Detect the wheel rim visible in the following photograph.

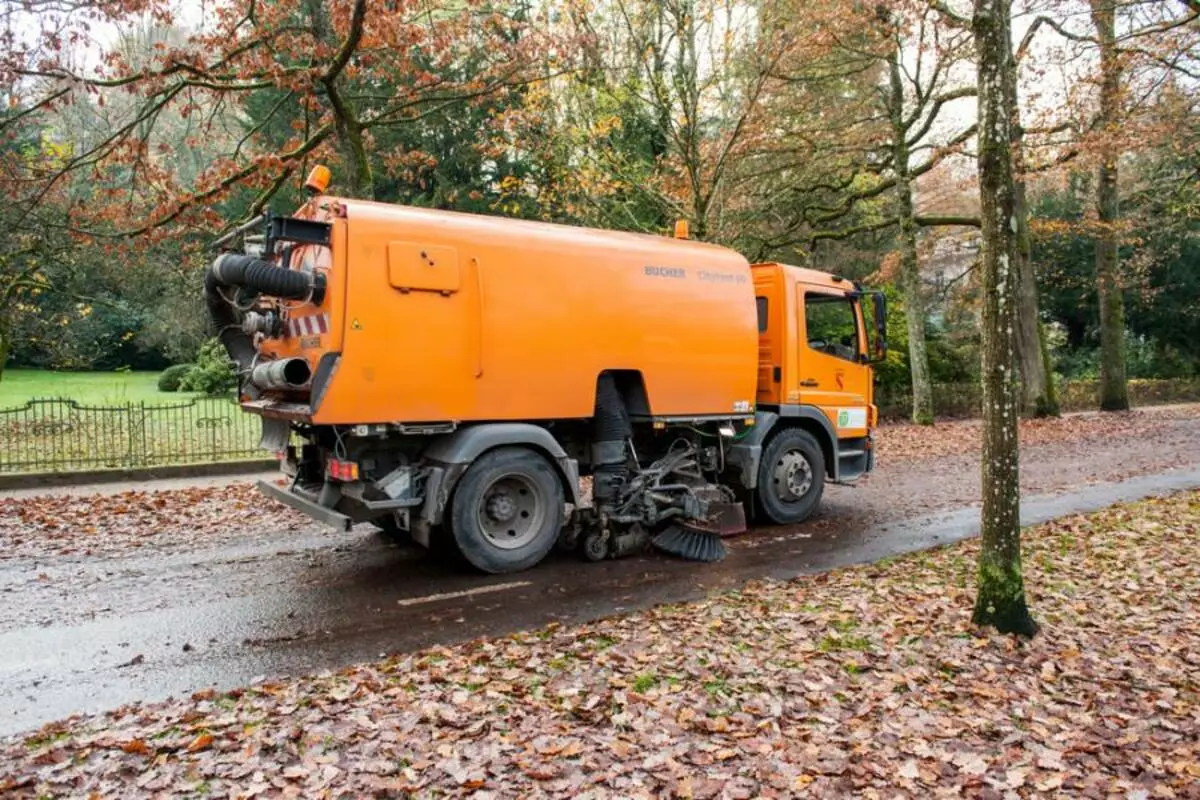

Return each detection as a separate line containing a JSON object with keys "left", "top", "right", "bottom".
{"left": 476, "top": 472, "right": 546, "bottom": 550}
{"left": 772, "top": 450, "right": 813, "bottom": 502}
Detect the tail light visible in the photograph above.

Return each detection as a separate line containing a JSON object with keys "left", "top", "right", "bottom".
{"left": 326, "top": 459, "right": 360, "bottom": 482}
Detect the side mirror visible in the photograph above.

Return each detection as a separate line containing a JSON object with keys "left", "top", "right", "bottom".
{"left": 866, "top": 290, "right": 887, "bottom": 363}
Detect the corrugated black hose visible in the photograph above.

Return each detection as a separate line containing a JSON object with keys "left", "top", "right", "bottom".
{"left": 204, "top": 253, "right": 324, "bottom": 389}
{"left": 591, "top": 373, "right": 632, "bottom": 508}
{"left": 210, "top": 253, "right": 316, "bottom": 300}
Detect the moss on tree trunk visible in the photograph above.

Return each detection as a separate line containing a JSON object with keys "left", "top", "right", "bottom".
{"left": 971, "top": 0, "right": 1038, "bottom": 638}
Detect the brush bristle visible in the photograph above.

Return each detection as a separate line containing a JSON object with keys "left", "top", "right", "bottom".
{"left": 651, "top": 525, "right": 728, "bottom": 562}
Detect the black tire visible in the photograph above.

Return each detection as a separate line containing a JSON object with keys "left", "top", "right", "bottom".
{"left": 448, "top": 447, "right": 565, "bottom": 574}
{"left": 755, "top": 427, "right": 825, "bottom": 525}
{"left": 581, "top": 529, "right": 608, "bottom": 562}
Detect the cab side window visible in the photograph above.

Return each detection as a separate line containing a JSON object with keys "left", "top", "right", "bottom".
{"left": 805, "top": 293, "right": 859, "bottom": 362}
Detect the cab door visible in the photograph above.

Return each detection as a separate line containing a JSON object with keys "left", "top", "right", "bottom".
{"left": 795, "top": 285, "right": 871, "bottom": 437}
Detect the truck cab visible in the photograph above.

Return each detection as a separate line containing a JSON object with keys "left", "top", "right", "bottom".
{"left": 723, "top": 263, "right": 884, "bottom": 524}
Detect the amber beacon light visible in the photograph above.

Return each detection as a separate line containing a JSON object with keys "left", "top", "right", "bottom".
{"left": 305, "top": 164, "right": 332, "bottom": 194}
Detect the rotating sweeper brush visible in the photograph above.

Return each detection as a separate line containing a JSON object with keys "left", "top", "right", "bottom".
{"left": 650, "top": 500, "right": 746, "bottom": 563}
{"left": 652, "top": 523, "right": 728, "bottom": 562}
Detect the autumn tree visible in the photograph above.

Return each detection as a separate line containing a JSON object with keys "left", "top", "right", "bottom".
{"left": 1032, "top": 101, "right": 1200, "bottom": 380}
{"left": 499, "top": 0, "right": 886, "bottom": 244}
{"left": 1007, "top": 14, "right": 1063, "bottom": 418}
{"left": 878, "top": 4, "right": 976, "bottom": 424}
{"left": 969, "top": 0, "right": 1037, "bottom": 636}
{"left": 1088, "top": 0, "right": 1128, "bottom": 409}
{"left": 0, "top": 111, "right": 70, "bottom": 380}
{"left": 0, "top": 0, "right": 554, "bottom": 377}
{"left": 1018, "top": 0, "right": 1200, "bottom": 411}
{"left": 764, "top": 2, "right": 977, "bottom": 424}
{"left": 0, "top": 0, "right": 553, "bottom": 236}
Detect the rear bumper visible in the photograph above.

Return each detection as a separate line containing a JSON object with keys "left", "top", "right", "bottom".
{"left": 256, "top": 479, "right": 352, "bottom": 532}
{"left": 241, "top": 400, "right": 313, "bottom": 421}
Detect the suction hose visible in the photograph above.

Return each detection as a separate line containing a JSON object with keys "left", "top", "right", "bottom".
{"left": 204, "top": 253, "right": 325, "bottom": 390}
{"left": 250, "top": 358, "right": 312, "bottom": 391}
{"left": 210, "top": 253, "right": 318, "bottom": 301}
{"left": 591, "top": 374, "right": 632, "bottom": 509}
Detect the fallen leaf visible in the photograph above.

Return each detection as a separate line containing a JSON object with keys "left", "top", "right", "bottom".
{"left": 120, "top": 739, "right": 150, "bottom": 755}
{"left": 185, "top": 733, "right": 213, "bottom": 753}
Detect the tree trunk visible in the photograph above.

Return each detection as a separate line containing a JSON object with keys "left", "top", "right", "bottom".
{"left": 1006, "top": 28, "right": 1057, "bottom": 418}
{"left": 889, "top": 51, "right": 935, "bottom": 425}
{"left": 971, "top": 0, "right": 1037, "bottom": 637}
{"left": 1012, "top": 161, "right": 1059, "bottom": 417}
{"left": 306, "top": 0, "right": 374, "bottom": 201}
{"left": 1091, "top": 0, "right": 1129, "bottom": 411}
{"left": 333, "top": 117, "right": 375, "bottom": 200}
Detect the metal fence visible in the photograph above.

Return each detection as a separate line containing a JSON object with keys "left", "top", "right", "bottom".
{"left": 0, "top": 397, "right": 264, "bottom": 474}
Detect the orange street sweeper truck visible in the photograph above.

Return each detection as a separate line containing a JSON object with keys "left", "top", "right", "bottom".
{"left": 207, "top": 167, "right": 886, "bottom": 573}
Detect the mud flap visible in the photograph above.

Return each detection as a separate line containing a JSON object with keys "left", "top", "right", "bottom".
{"left": 258, "top": 417, "right": 290, "bottom": 453}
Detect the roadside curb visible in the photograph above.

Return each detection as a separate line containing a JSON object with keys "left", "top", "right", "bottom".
{"left": 0, "top": 459, "right": 278, "bottom": 492}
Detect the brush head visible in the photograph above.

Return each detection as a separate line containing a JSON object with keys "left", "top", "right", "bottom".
{"left": 651, "top": 524, "right": 729, "bottom": 562}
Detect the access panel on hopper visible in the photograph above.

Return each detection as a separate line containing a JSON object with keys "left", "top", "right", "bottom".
{"left": 332, "top": 235, "right": 478, "bottom": 423}
{"left": 387, "top": 241, "right": 461, "bottom": 294}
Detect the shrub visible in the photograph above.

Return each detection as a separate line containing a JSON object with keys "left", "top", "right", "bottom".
{"left": 178, "top": 339, "right": 238, "bottom": 396}
{"left": 157, "top": 363, "right": 193, "bottom": 392}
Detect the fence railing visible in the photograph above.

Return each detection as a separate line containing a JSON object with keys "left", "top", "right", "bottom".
{"left": 0, "top": 397, "right": 264, "bottom": 475}
{"left": 877, "top": 378, "right": 1200, "bottom": 421}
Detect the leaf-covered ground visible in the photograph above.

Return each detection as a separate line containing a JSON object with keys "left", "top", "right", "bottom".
{"left": 3, "top": 491, "right": 1197, "bottom": 798}
{"left": 0, "top": 483, "right": 308, "bottom": 561}
{"left": 877, "top": 405, "right": 1199, "bottom": 462}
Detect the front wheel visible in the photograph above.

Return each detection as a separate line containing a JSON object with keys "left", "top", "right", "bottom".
{"left": 448, "top": 447, "right": 565, "bottom": 574}
{"left": 756, "top": 428, "right": 825, "bottom": 525}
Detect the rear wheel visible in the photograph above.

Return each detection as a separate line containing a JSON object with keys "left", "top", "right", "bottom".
{"left": 448, "top": 447, "right": 564, "bottom": 574}
{"left": 756, "top": 428, "right": 825, "bottom": 525}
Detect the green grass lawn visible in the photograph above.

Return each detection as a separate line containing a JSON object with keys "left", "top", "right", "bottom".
{"left": 0, "top": 369, "right": 262, "bottom": 473}
{"left": 0, "top": 368, "right": 181, "bottom": 407}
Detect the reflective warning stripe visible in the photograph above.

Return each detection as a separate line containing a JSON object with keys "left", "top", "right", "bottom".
{"left": 285, "top": 313, "right": 330, "bottom": 338}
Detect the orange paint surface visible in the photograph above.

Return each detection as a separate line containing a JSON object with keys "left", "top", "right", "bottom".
{"left": 258, "top": 198, "right": 762, "bottom": 425}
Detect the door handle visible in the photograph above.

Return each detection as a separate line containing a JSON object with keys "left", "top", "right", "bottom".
{"left": 800, "top": 379, "right": 819, "bottom": 387}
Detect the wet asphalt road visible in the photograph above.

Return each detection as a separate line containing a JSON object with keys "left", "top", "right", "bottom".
{"left": 2, "top": 412, "right": 1199, "bottom": 737}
